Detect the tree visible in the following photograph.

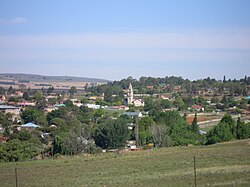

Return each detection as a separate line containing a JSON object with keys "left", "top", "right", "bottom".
{"left": 48, "top": 98, "right": 57, "bottom": 105}
{"left": 191, "top": 113, "right": 199, "bottom": 133}
{"left": 149, "top": 124, "right": 169, "bottom": 147}
{"left": 21, "top": 107, "right": 43, "bottom": 123}
{"left": 2, "top": 139, "right": 42, "bottom": 162}
{"left": 94, "top": 118, "right": 129, "bottom": 149}
{"left": 47, "top": 87, "right": 54, "bottom": 94}
{"left": 0, "top": 112, "right": 11, "bottom": 135}
{"left": 63, "top": 99, "right": 74, "bottom": 107}
{"left": 69, "top": 86, "right": 77, "bottom": 97}
{"left": 64, "top": 127, "right": 91, "bottom": 155}
{"left": 7, "top": 86, "right": 15, "bottom": 94}
{"left": 34, "top": 91, "right": 47, "bottom": 108}
{"left": 23, "top": 91, "right": 30, "bottom": 100}
{"left": 50, "top": 118, "right": 66, "bottom": 128}
{"left": 206, "top": 122, "right": 234, "bottom": 144}
{"left": 220, "top": 113, "right": 236, "bottom": 136}
{"left": 18, "top": 84, "right": 26, "bottom": 91}
{"left": 0, "top": 87, "right": 5, "bottom": 95}
{"left": 236, "top": 118, "right": 250, "bottom": 139}
{"left": 138, "top": 116, "right": 155, "bottom": 145}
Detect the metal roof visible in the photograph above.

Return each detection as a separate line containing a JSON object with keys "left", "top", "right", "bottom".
{"left": 0, "top": 105, "right": 19, "bottom": 109}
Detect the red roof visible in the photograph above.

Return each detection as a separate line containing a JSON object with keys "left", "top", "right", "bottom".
{"left": 192, "top": 105, "right": 203, "bottom": 109}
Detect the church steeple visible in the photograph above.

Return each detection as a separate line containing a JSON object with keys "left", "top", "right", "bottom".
{"left": 127, "top": 83, "right": 133, "bottom": 105}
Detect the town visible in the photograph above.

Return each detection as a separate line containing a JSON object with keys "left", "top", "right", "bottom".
{"left": 0, "top": 74, "right": 250, "bottom": 161}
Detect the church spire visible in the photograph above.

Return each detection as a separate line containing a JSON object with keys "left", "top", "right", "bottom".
{"left": 127, "top": 83, "right": 133, "bottom": 105}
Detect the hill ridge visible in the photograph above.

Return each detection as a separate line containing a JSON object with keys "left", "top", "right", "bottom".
{"left": 0, "top": 73, "right": 109, "bottom": 83}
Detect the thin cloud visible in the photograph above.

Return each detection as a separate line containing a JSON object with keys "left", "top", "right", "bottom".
{"left": 0, "top": 17, "right": 28, "bottom": 24}
{"left": 0, "top": 29, "right": 250, "bottom": 66}
{"left": 1, "top": 29, "right": 250, "bottom": 50}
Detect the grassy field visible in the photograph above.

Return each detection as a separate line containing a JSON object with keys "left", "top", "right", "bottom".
{"left": 1, "top": 139, "right": 250, "bottom": 187}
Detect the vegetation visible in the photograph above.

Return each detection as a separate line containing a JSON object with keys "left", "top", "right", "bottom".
{"left": 0, "top": 75, "right": 250, "bottom": 163}
{"left": 0, "top": 139, "right": 249, "bottom": 186}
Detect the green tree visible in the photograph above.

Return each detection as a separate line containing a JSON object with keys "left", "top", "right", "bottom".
{"left": 138, "top": 116, "right": 155, "bottom": 145}
{"left": 21, "top": 107, "right": 43, "bottom": 124}
{"left": 48, "top": 98, "right": 57, "bottom": 105}
{"left": 94, "top": 118, "right": 129, "bottom": 149}
{"left": 0, "top": 112, "right": 11, "bottom": 135}
{"left": 206, "top": 122, "right": 234, "bottom": 144}
{"left": 0, "top": 87, "right": 5, "bottom": 95}
{"left": 191, "top": 113, "right": 199, "bottom": 133}
{"left": 23, "top": 91, "right": 30, "bottom": 100}
{"left": 220, "top": 113, "right": 236, "bottom": 136}
{"left": 237, "top": 118, "right": 250, "bottom": 139}
{"left": 7, "top": 86, "right": 15, "bottom": 94}
{"left": 69, "top": 86, "right": 77, "bottom": 97}
{"left": 63, "top": 99, "right": 74, "bottom": 107}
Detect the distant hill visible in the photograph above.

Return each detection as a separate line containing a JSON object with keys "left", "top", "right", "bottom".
{"left": 0, "top": 73, "right": 109, "bottom": 83}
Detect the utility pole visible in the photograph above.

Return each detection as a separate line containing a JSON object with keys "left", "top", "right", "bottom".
{"left": 15, "top": 167, "right": 18, "bottom": 187}
{"left": 135, "top": 116, "right": 139, "bottom": 147}
{"left": 194, "top": 156, "right": 197, "bottom": 187}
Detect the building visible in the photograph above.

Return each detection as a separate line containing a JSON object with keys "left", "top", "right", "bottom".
{"left": 0, "top": 105, "right": 20, "bottom": 115}
{"left": 123, "top": 111, "right": 143, "bottom": 118}
{"left": 133, "top": 99, "right": 145, "bottom": 107}
{"left": 126, "top": 84, "right": 144, "bottom": 107}
{"left": 127, "top": 83, "right": 134, "bottom": 105}
{"left": 21, "top": 122, "right": 41, "bottom": 129}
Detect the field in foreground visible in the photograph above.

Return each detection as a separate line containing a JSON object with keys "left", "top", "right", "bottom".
{"left": 1, "top": 140, "right": 250, "bottom": 187}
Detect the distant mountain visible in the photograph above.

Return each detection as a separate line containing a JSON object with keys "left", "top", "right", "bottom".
{"left": 0, "top": 73, "right": 109, "bottom": 83}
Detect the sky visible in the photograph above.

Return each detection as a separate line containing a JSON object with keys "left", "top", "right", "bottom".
{"left": 0, "top": 0, "right": 250, "bottom": 81}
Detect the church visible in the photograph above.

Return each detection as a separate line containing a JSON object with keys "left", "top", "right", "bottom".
{"left": 126, "top": 83, "right": 144, "bottom": 107}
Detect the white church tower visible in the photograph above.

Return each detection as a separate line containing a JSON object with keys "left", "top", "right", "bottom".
{"left": 127, "top": 83, "right": 134, "bottom": 105}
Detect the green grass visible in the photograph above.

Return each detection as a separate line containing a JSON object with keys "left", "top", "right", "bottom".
{"left": 1, "top": 139, "right": 250, "bottom": 187}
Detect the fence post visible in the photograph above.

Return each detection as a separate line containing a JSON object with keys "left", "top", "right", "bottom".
{"left": 15, "top": 167, "right": 18, "bottom": 187}
{"left": 194, "top": 156, "right": 197, "bottom": 187}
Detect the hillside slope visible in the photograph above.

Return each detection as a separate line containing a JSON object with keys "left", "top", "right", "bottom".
{"left": 0, "top": 139, "right": 250, "bottom": 186}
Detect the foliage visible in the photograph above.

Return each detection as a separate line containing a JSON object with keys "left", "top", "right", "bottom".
{"left": 138, "top": 116, "right": 155, "bottom": 145}
{"left": 94, "top": 118, "right": 129, "bottom": 149}
{"left": 190, "top": 113, "right": 199, "bottom": 133}
{"left": 154, "top": 111, "right": 201, "bottom": 145}
{"left": 149, "top": 124, "right": 169, "bottom": 147}
{"left": 206, "top": 122, "right": 235, "bottom": 144}
{"left": 63, "top": 127, "right": 91, "bottom": 155}
{"left": 0, "top": 139, "right": 42, "bottom": 162}
{"left": 69, "top": 86, "right": 77, "bottom": 97}
{"left": 236, "top": 118, "right": 250, "bottom": 139}
{"left": 206, "top": 114, "right": 237, "bottom": 144}
{"left": 21, "top": 107, "right": 44, "bottom": 124}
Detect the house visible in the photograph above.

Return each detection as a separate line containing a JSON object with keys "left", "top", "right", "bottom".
{"left": 199, "top": 130, "right": 207, "bottom": 135}
{"left": 146, "top": 86, "right": 154, "bottom": 89}
{"left": 85, "top": 103, "right": 101, "bottom": 109}
{"left": 133, "top": 99, "right": 145, "bottom": 107}
{"left": 0, "top": 105, "right": 20, "bottom": 115}
{"left": 0, "top": 95, "right": 6, "bottom": 103}
{"left": 21, "top": 122, "right": 41, "bottom": 129}
{"left": 191, "top": 105, "right": 204, "bottom": 112}
{"left": 158, "top": 93, "right": 172, "bottom": 100}
{"left": 0, "top": 136, "right": 9, "bottom": 143}
{"left": 17, "top": 102, "right": 36, "bottom": 107}
{"left": 123, "top": 111, "right": 143, "bottom": 118}
{"left": 15, "top": 91, "right": 23, "bottom": 97}
{"left": 110, "top": 105, "right": 129, "bottom": 110}
{"left": 53, "top": 103, "right": 66, "bottom": 107}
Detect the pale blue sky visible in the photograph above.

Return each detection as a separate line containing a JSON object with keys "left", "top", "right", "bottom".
{"left": 0, "top": 0, "right": 250, "bottom": 80}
